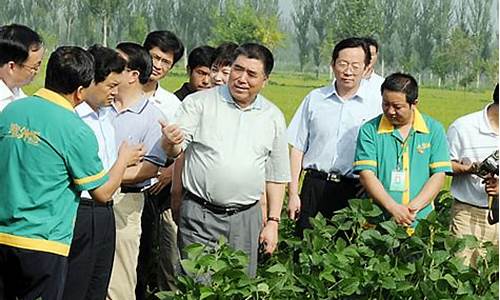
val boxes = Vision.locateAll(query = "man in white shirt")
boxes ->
[63,44,145,300]
[0,24,44,111]
[287,37,382,236]
[447,84,499,267]
[133,31,185,296]
[362,37,384,104]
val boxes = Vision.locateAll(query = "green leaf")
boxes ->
[257,283,269,294]
[266,263,287,273]
[339,278,359,295]
[199,287,215,300]
[380,277,396,289]
[442,274,458,288]
[429,268,441,281]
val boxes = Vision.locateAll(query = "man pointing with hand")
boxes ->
[161,43,290,276]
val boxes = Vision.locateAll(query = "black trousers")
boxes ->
[63,200,115,300]
[296,173,362,237]
[0,244,67,300]
[136,185,171,300]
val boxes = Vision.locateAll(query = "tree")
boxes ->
[210,0,283,49]
[86,0,122,46]
[310,0,333,78]
[292,0,313,72]
[333,0,382,39]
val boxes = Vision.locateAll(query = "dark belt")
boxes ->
[454,198,489,210]
[305,169,356,183]
[80,198,114,207]
[120,186,143,193]
[186,191,258,216]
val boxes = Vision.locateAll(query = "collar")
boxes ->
[112,95,149,114]
[377,108,429,134]
[480,103,498,135]
[220,85,263,110]
[326,80,366,102]
[75,101,111,120]
[34,88,74,111]
[0,79,14,101]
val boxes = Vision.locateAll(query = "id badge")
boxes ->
[390,170,406,192]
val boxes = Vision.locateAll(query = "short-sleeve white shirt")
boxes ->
[447,104,498,207]
[149,85,181,122]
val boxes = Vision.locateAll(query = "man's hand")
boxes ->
[388,203,415,227]
[287,194,301,221]
[160,120,184,146]
[170,190,182,224]
[485,176,499,196]
[259,220,279,254]
[117,141,145,167]
[149,166,173,195]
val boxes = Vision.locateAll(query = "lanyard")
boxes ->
[396,129,413,170]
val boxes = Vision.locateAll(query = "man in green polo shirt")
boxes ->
[353,72,451,229]
[0,46,143,300]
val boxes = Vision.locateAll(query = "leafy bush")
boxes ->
[157,194,499,300]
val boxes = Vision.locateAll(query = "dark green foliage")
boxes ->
[158,195,498,300]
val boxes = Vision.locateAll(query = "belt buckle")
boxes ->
[225,207,239,215]
[327,173,341,183]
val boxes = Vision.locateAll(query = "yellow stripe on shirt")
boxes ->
[0,232,70,256]
[353,160,378,167]
[429,161,452,169]
[73,169,107,186]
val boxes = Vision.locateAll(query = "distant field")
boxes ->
[25,66,490,128]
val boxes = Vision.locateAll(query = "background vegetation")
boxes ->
[3,0,498,89]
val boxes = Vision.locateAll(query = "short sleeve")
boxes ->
[176,94,203,151]
[353,122,378,174]
[143,107,166,166]
[265,112,291,182]
[287,95,310,152]
[446,122,462,161]
[67,125,108,191]
[429,121,452,174]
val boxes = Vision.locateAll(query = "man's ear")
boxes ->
[129,70,140,84]
[73,85,86,107]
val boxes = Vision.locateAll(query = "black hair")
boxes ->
[87,44,126,84]
[361,36,379,52]
[45,46,94,94]
[331,37,371,67]
[494,83,498,104]
[116,42,152,85]
[0,24,43,66]
[381,72,419,104]
[143,31,184,66]
[233,43,274,77]
[211,42,238,68]
[187,45,215,71]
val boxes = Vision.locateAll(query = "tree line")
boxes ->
[1,0,497,89]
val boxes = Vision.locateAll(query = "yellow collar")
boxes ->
[34,88,74,111]
[377,108,429,134]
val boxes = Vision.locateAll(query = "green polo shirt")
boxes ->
[353,109,451,222]
[0,88,108,256]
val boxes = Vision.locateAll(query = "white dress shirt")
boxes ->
[0,79,27,112]
[75,102,118,198]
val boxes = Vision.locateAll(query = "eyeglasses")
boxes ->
[151,54,173,69]
[20,63,41,72]
[335,60,364,74]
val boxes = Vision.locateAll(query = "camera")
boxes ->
[476,150,499,179]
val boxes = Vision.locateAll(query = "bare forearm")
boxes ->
[288,147,303,196]
[266,182,286,218]
[360,170,397,211]
[161,138,183,158]
[90,156,128,202]
[122,161,158,184]
[409,173,445,211]
[451,161,475,175]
